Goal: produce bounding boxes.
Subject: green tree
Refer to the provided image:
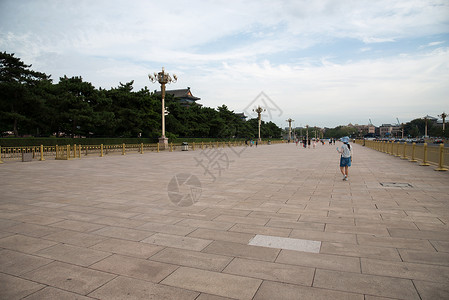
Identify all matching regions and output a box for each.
[0,51,51,136]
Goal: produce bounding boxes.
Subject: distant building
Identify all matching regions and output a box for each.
[379,124,401,138]
[235,113,247,121]
[155,87,201,107]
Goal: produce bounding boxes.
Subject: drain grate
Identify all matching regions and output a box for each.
[380,182,413,188]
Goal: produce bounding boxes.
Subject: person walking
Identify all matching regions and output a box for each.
[337,136,353,181]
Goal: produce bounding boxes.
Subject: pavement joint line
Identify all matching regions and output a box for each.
[248,234,321,253]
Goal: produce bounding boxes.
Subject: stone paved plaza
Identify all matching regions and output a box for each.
[1,142,449,299]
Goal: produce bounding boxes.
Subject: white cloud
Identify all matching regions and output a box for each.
[1,0,448,127]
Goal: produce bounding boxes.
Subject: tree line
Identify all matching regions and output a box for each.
[0,52,282,140]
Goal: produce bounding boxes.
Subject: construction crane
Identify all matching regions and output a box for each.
[369,119,373,125]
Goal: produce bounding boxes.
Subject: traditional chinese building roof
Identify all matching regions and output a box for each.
[155,87,201,107]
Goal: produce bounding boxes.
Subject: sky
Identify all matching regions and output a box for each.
[1,0,448,129]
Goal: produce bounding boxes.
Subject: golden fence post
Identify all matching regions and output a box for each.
[0,146,3,164]
[410,142,417,162]
[420,143,430,166]
[435,143,448,171]
[122,143,126,155]
[74,144,77,158]
[100,144,104,157]
[140,143,144,154]
[192,142,195,151]
[170,143,173,152]
[390,141,394,155]
[202,142,204,150]
[55,145,59,159]
[78,145,81,158]
[395,142,401,157]
[66,145,70,159]
[157,143,159,153]
[39,145,45,161]
[401,142,407,159]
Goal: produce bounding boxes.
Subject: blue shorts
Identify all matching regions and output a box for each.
[340,156,351,167]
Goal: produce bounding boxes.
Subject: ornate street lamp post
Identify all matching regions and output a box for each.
[439,112,447,133]
[149,67,177,149]
[286,118,294,141]
[253,106,266,141]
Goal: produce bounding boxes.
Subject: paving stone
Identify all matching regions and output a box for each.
[4,222,63,238]
[0,234,58,253]
[176,218,235,230]
[266,219,325,231]
[150,247,232,271]
[388,227,449,242]
[187,228,254,244]
[93,216,147,228]
[0,249,53,276]
[313,269,420,299]
[203,240,280,262]
[43,230,108,247]
[89,238,164,259]
[325,223,390,236]
[50,219,105,232]
[248,234,321,253]
[320,241,402,261]
[413,280,449,300]
[36,243,111,267]
[90,254,177,282]
[430,240,449,252]
[229,223,292,237]
[161,266,262,299]
[91,226,154,241]
[22,286,93,300]
[223,257,315,286]
[141,232,212,251]
[276,249,361,272]
[136,221,196,236]
[0,272,45,300]
[11,214,64,225]
[356,234,435,251]
[196,293,234,300]
[22,261,115,295]
[213,214,269,226]
[253,280,364,300]
[290,228,357,244]
[361,257,449,283]
[398,249,449,266]
[88,275,199,299]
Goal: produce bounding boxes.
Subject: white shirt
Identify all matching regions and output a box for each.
[339,143,352,158]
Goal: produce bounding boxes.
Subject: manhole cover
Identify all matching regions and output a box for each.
[380,182,413,188]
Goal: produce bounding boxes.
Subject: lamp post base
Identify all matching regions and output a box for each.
[159,137,169,150]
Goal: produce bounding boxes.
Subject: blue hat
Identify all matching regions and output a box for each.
[341,136,349,143]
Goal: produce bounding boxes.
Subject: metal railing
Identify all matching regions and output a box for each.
[0,140,284,163]
[355,140,448,171]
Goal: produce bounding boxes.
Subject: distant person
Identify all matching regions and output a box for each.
[337,136,353,181]
[255,140,258,147]
[308,139,311,148]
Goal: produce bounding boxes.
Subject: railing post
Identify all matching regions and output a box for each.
[74,144,77,158]
[141,143,144,154]
[192,142,195,151]
[202,142,204,150]
[157,143,159,153]
[410,142,417,162]
[401,142,407,159]
[66,145,70,159]
[420,143,430,166]
[39,145,45,161]
[122,143,126,155]
[0,146,3,164]
[100,144,104,157]
[395,141,401,157]
[170,143,173,152]
[435,143,448,171]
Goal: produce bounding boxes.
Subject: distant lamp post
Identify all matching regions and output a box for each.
[423,116,429,138]
[439,112,447,133]
[286,118,294,141]
[306,125,309,144]
[149,67,177,149]
[253,106,266,141]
